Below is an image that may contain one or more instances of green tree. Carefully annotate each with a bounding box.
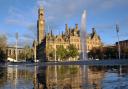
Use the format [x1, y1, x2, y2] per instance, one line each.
[104, 47, 117, 59]
[46, 44, 54, 60]
[67, 44, 79, 59]
[47, 44, 79, 61]
[49, 50, 55, 59]
[18, 52, 26, 60]
[23, 45, 33, 61]
[56, 45, 67, 60]
[89, 46, 118, 60]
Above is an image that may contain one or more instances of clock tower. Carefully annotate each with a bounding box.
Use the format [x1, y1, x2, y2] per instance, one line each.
[37, 7, 45, 44]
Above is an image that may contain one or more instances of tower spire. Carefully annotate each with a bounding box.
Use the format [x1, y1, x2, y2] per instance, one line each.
[51, 29, 53, 36]
[75, 24, 78, 31]
[65, 24, 69, 34]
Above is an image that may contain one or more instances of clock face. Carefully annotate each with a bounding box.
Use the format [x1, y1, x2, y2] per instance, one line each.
[40, 21, 43, 24]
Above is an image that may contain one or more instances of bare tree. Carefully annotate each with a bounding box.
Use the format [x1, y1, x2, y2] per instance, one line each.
[0, 35, 7, 62]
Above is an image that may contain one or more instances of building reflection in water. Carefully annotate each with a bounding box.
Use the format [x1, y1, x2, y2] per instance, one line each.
[36, 65, 108, 89]
[0, 65, 128, 89]
[36, 65, 128, 89]
[0, 65, 38, 89]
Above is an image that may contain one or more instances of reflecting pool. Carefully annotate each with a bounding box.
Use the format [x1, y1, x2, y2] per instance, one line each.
[0, 65, 128, 89]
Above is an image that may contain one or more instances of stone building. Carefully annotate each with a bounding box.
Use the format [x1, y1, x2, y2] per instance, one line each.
[115, 40, 128, 58]
[6, 47, 24, 58]
[116, 40, 128, 49]
[35, 7, 102, 62]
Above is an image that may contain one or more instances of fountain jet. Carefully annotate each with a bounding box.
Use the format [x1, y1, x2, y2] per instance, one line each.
[80, 10, 87, 61]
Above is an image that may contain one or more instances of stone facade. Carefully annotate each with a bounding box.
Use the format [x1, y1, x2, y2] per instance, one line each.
[6, 47, 24, 57]
[46, 24, 102, 52]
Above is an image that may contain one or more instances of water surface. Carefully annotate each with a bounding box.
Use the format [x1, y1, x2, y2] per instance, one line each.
[0, 65, 128, 89]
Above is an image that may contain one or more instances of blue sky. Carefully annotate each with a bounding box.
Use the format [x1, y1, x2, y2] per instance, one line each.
[0, 0, 128, 47]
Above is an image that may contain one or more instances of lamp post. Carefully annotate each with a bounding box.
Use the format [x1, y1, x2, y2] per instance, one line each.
[54, 43, 57, 62]
[15, 32, 18, 62]
[116, 24, 121, 59]
[34, 40, 37, 62]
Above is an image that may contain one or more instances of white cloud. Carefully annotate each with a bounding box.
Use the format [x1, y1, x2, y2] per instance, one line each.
[6, 0, 128, 32]
[3, 0, 128, 46]
[4, 6, 37, 46]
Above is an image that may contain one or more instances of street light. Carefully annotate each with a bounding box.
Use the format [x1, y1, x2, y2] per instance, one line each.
[116, 24, 121, 59]
[15, 32, 18, 62]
